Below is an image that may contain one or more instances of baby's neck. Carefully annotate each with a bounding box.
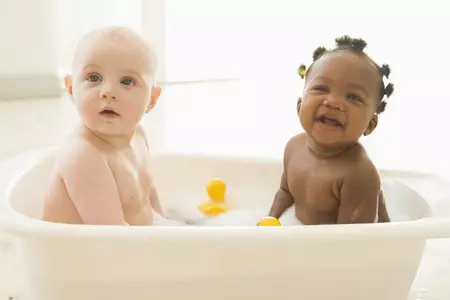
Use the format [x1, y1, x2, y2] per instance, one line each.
[306, 136, 358, 159]
[82, 125, 135, 150]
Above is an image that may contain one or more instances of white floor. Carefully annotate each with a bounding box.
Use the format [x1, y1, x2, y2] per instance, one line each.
[1, 81, 450, 299]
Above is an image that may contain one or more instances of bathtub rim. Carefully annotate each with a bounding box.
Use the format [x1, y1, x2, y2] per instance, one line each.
[0, 146, 450, 241]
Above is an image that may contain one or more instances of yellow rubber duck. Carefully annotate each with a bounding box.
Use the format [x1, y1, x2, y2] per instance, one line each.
[198, 178, 230, 216]
[257, 216, 282, 226]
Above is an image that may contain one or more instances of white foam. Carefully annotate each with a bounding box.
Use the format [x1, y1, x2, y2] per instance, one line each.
[152, 210, 186, 226]
[164, 205, 303, 227]
[162, 178, 432, 227]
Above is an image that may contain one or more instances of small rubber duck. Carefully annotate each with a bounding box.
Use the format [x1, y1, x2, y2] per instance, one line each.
[198, 178, 230, 216]
[257, 216, 282, 226]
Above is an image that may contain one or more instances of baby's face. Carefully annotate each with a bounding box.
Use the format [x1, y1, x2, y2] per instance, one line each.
[67, 33, 158, 136]
[298, 51, 380, 147]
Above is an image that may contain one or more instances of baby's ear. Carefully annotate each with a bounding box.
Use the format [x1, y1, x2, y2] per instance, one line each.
[297, 97, 302, 114]
[146, 85, 162, 113]
[363, 114, 378, 136]
[64, 75, 73, 96]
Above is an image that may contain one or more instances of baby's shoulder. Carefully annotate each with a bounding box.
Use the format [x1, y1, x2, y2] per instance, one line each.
[56, 136, 107, 174]
[342, 147, 380, 184]
[134, 124, 150, 149]
[135, 123, 146, 137]
[284, 133, 306, 157]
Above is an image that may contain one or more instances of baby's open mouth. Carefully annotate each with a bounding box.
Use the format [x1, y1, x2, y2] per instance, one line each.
[100, 109, 120, 118]
[317, 115, 342, 127]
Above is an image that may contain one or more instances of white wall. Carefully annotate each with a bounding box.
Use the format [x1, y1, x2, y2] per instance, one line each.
[162, 0, 450, 181]
[0, 0, 58, 76]
[0, 0, 61, 99]
[0, 0, 159, 99]
[55, 0, 144, 77]
[1, 0, 449, 180]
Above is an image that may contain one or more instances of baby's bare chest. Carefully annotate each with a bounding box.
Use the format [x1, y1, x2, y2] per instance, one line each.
[108, 149, 152, 205]
[286, 154, 344, 211]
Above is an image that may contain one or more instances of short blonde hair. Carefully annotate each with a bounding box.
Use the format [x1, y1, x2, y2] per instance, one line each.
[73, 26, 157, 79]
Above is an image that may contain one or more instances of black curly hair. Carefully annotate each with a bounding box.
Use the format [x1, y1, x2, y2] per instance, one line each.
[298, 36, 394, 114]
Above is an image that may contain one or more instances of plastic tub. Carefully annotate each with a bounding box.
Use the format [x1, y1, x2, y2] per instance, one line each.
[1, 147, 450, 300]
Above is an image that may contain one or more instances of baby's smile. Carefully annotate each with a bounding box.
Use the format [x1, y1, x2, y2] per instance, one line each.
[315, 114, 343, 129]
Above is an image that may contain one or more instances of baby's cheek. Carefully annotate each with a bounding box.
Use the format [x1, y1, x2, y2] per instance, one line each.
[128, 91, 151, 116]
[75, 92, 100, 119]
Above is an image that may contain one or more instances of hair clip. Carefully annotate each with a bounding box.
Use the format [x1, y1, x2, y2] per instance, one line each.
[298, 64, 307, 79]
[380, 64, 391, 78]
[377, 101, 387, 114]
[378, 76, 394, 115]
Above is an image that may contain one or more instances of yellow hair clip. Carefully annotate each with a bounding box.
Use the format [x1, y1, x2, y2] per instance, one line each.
[298, 64, 307, 79]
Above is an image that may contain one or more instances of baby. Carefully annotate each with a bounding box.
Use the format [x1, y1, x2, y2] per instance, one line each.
[265, 36, 393, 225]
[42, 26, 167, 226]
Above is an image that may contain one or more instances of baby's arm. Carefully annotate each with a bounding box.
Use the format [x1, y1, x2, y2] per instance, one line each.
[136, 125, 165, 217]
[59, 141, 127, 226]
[149, 181, 164, 217]
[268, 138, 296, 219]
[377, 189, 391, 222]
[337, 162, 380, 224]
[269, 170, 294, 219]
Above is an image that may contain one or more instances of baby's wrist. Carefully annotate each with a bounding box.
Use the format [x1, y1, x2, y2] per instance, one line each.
[268, 211, 280, 219]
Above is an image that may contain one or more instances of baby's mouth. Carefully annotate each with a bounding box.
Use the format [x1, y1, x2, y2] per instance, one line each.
[100, 109, 120, 118]
[316, 115, 343, 127]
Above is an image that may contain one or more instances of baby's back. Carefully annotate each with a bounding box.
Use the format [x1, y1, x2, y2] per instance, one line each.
[42, 126, 155, 226]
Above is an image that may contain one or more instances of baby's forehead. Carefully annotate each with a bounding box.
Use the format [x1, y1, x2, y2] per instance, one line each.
[78, 27, 148, 51]
[72, 27, 156, 74]
[310, 52, 379, 83]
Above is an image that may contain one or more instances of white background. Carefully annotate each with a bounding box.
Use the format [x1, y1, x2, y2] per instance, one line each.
[1, 0, 449, 180]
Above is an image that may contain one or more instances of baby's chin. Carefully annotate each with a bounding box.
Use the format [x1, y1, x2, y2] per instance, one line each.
[81, 119, 135, 137]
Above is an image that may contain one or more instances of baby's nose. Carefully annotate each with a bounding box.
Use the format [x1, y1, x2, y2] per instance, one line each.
[324, 93, 343, 110]
[100, 92, 116, 100]
[99, 81, 118, 100]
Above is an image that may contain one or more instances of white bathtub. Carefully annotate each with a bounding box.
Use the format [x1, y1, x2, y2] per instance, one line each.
[1, 147, 450, 300]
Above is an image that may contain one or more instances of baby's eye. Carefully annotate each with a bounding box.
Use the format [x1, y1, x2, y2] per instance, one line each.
[311, 85, 328, 92]
[347, 93, 362, 102]
[87, 74, 102, 83]
[120, 77, 135, 86]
